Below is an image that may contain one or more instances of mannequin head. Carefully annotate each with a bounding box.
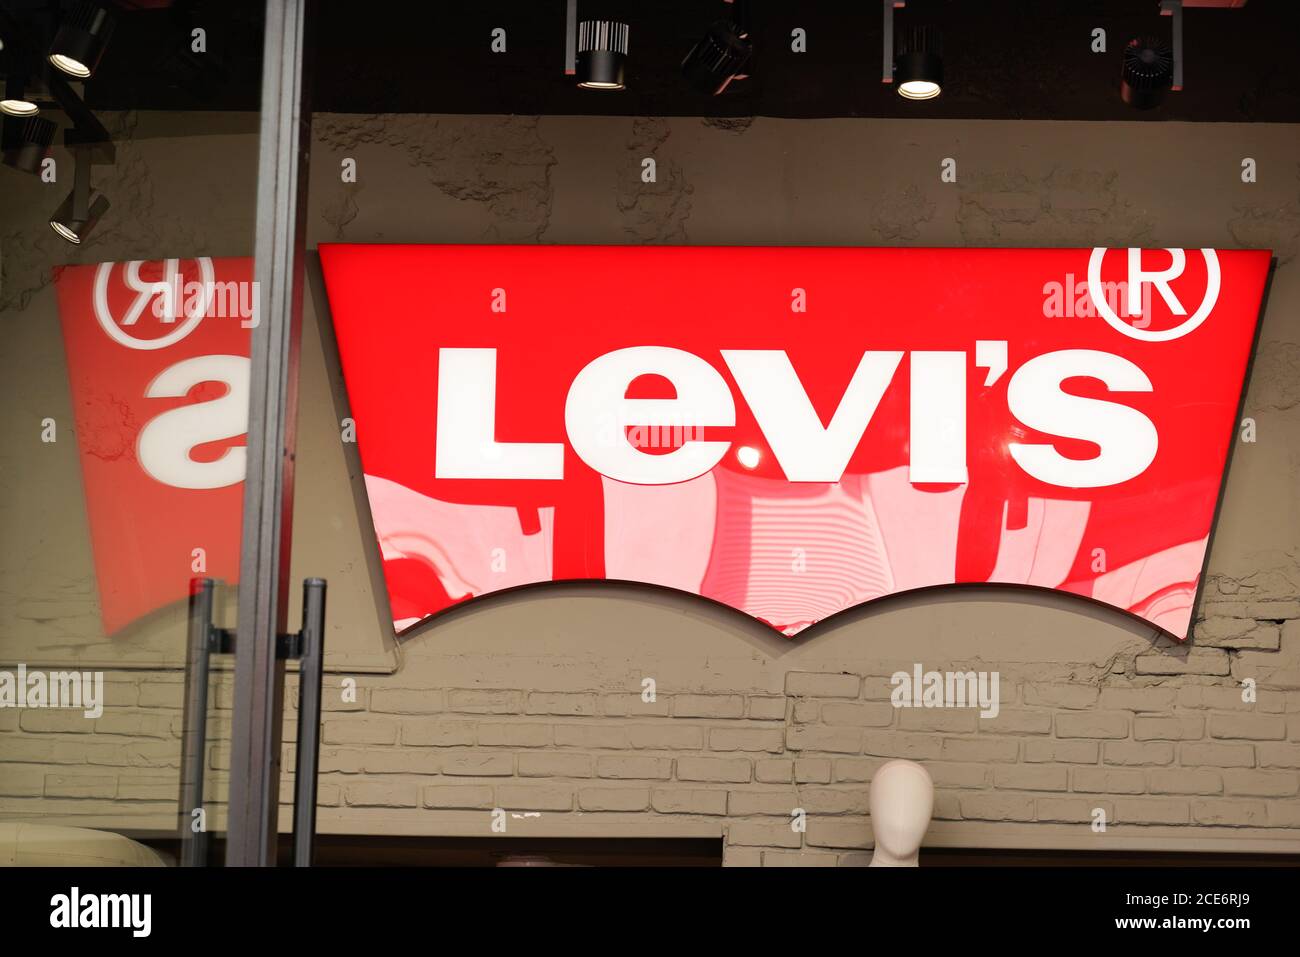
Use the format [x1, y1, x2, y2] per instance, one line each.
[868, 759, 934, 867]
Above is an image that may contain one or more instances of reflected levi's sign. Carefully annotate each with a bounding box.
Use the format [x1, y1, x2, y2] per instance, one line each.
[319, 245, 1270, 640]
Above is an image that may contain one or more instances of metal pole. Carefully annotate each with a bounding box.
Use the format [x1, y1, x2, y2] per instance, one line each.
[292, 578, 327, 867]
[179, 579, 215, 867]
[227, 0, 313, 867]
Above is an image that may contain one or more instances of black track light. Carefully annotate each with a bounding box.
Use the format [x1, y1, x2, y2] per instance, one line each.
[48, 0, 115, 79]
[576, 19, 629, 90]
[894, 25, 942, 101]
[1120, 37, 1174, 110]
[49, 147, 109, 244]
[682, 1, 752, 96]
[1, 75, 40, 117]
[1, 113, 55, 174]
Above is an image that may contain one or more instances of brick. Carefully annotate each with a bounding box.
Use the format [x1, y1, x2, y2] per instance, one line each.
[351, 750, 442, 775]
[369, 689, 443, 714]
[798, 788, 870, 815]
[525, 692, 597, 716]
[600, 693, 671, 717]
[754, 759, 793, 783]
[980, 709, 1052, 735]
[345, 782, 418, 807]
[960, 793, 1034, 822]
[517, 752, 593, 778]
[1024, 739, 1099, 764]
[1209, 714, 1287, 740]
[1133, 715, 1203, 741]
[446, 689, 523, 714]
[1115, 798, 1189, 825]
[764, 850, 838, 867]
[94, 711, 175, 738]
[897, 709, 977, 733]
[322, 719, 397, 746]
[498, 784, 573, 811]
[786, 726, 862, 753]
[709, 727, 785, 753]
[833, 758, 880, 783]
[1148, 769, 1222, 795]
[1180, 742, 1256, 768]
[794, 758, 831, 783]
[791, 700, 820, 723]
[18, 710, 94, 733]
[1072, 767, 1146, 794]
[785, 673, 860, 698]
[928, 762, 990, 788]
[729, 820, 801, 849]
[939, 738, 1019, 763]
[626, 725, 704, 750]
[1176, 686, 1257, 711]
[651, 788, 726, 815]
[1195, 617, 1281, 650]
[673, 695, 744, 719]
[1221, 769, 1299, 797]
[0, 768, 48, 797]
[1256, 743, 1300, 768]
[1191, 799, 1267, 826]
[1135, 649, 1230, 676]
[723, 847, 763, 867]
[677, 756, 751, 783]
[1023, 684, 1098, 709]
[862, 732, 942, 760]
[728, 790, 798, 816]
[993, 766, 1068, 791]
[577, 787, 650, 812]
[1098, 687, 1178, 712]
[1056, 712, 1129, 739]
[821, 702, 895, 728]
[1037, 797, 1112, 823]
[440, 751, 514, 776]
[401, 719, 476, 747]
[476, 723, 552, 748]
[596, 755, 672, 780]
[553, 725, 629, 749]
[44, 773, 116, 799]
[1103, 742, 1175, 766]
[423, 785, 495, 809]
[747, 696, 787, 720]
[804, 818, 871, 849]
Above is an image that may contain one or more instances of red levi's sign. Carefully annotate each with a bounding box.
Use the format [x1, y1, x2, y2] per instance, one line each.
[320, 244, 1270, 641]
[55, 257, 253, 636]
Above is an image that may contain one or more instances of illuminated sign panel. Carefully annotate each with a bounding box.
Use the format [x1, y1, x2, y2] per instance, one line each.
[318, 244, 1271, 639]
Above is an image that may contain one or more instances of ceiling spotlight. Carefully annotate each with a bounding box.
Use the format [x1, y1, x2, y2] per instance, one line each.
[894, 26, 942, 100]
[682, 2, 752, 95]
[1, 114, 55, 174]
[1120, 37, 1174, 110]
[49, 147, 109, 244]
[576, 19, 629, 90]
[1, 76, 39, 117]
[48, 0, 115, 79]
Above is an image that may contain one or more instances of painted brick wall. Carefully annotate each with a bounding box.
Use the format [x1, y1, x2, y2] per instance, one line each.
[2, 114, 1299, 864]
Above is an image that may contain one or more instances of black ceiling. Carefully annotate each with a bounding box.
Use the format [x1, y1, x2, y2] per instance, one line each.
[3, 0, 1300, 121]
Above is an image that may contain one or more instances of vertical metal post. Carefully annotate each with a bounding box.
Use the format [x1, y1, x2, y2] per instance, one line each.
[292, 578, 327, 867]
[882, 1, 905, 84]
[227, 0, 313, 867]
[565, 0, 577, 75]
[1161, 0, 1184, 91]
[179, 578, 215, 868]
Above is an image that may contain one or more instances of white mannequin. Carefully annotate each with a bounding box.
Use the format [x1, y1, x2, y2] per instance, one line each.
[868, 759, 934, 867]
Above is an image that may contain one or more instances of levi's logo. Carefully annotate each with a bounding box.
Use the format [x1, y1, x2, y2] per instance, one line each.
[435, 345, 1157, 489]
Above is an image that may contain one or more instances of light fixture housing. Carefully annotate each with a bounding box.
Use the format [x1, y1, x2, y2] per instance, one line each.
[1, 114, 55, 174]
[1, 74, 39, 117]
[893, 26, 943, 100]
[49, 147, 109, 244]
[681, 18, 752, 95]
[1120, 37, 1174, 110]
[576, 19, 628, 90]
[48, 0, 115, 78]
